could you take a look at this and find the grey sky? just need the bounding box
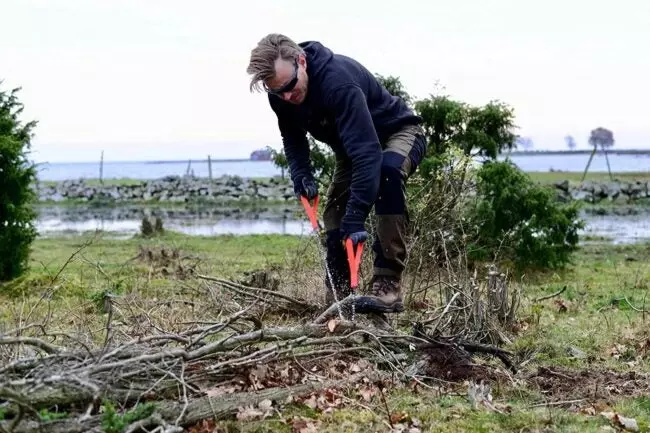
[2,0,649,163]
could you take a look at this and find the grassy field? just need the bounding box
[528,171,650,184]
[2,231,650,432]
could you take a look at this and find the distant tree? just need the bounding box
[516,136,534,151]
[0,83,39,282]
[565,135,576,150]
[588,127,615,150]
[375,74,413,107]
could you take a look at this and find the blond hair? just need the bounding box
[246,33,304,92]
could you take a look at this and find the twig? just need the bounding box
[526,398,585,409]
[425,292,460,331]
[0,336,61,354]
[195,274,315,310]
[313,295,358,324]
[534,285,567,302]
[376,380,393,428]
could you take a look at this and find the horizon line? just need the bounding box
[32,147,650,165]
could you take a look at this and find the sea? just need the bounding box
[35,152,650,181]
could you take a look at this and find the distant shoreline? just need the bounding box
[34,148,650,165]
[506,149,650,156]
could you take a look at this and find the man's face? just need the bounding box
[264,55,308,104]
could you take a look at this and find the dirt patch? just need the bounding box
[527,366,650,402]
[421,346,512,383]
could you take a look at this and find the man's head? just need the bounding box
[247,33,309,105]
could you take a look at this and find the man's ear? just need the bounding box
[298,54,307,68]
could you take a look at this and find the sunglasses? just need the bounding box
[264,59,299,96]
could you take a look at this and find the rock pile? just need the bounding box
[35,175,295,203]
[553,180,650,203]
[34,176,650,206]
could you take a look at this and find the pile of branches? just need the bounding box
[0,273,518,433]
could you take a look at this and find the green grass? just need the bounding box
[2,232,650,432]
[17,230,303,292]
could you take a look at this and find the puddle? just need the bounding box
[35,204,311,237]
[578,211,650,244]
[34,204,650,244]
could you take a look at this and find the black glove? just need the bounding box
[294,176,318,200]
[340,225,368,246]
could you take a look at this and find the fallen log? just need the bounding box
[9,374,364,433]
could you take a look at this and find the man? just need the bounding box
[246,33,427,318]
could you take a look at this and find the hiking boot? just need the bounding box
[366,276,404,313]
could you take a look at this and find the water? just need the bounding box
[37,160,282,181]
[580,209,650,244]
[35,152,650,181]
[35,204,311,237]
[505,152,650,173]
[35,204,650,244]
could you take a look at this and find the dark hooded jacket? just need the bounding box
[268,40,421,233]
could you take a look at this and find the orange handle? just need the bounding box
[300,195,319,231]
[345,238,364,289]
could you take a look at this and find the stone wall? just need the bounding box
[35,175,294,203]
[34,175,650,205]
[553,180,650,203]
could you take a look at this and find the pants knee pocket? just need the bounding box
[376,164,406,215]
[407,134,427,176]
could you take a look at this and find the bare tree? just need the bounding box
[582,127,615,181]
[564,135,576,150]
[516,136,534,151]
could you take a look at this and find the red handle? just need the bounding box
[345,238,364,289]
[300,195,319,231]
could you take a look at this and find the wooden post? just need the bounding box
[186,159,192,176]
[99,150,104,185]
[207,155,212,180]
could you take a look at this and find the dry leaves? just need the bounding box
[600,411,639,432]
[554,299,569,313]
[298,388,345,413]
[236,399,275,421]
[386,412,423,433]
[289,416,322,433]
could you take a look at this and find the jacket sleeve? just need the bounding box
[269,95,313,187]
[326,84,382,232]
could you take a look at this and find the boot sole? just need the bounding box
[350,295,404,314]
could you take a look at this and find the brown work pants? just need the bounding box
[322,123,427,291]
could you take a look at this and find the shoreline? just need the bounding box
[32,173,650,207]
[32,148,650,166]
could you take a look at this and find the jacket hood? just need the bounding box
[299,41,333,78]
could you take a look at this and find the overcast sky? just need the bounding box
[2,0,649,163]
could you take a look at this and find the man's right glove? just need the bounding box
[294,176,318,200]
[345,230,368,245]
